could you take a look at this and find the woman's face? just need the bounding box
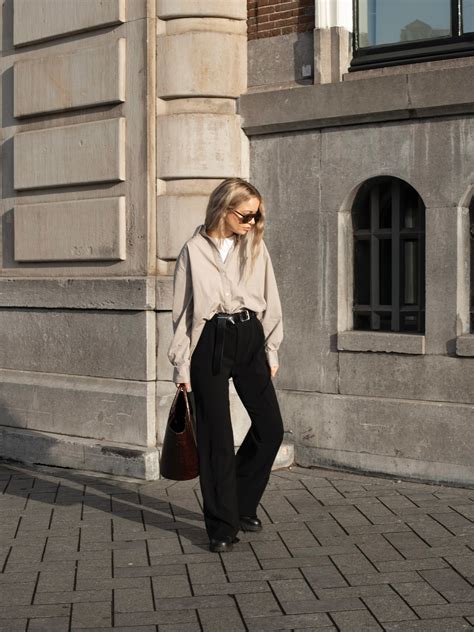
[224,196,260,237]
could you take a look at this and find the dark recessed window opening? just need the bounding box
[351,0,474,70]
[352,177,426,333]
[470,199,474,331]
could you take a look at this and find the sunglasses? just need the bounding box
[232,209,262,224]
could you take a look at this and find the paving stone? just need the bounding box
[193,580,271,595]
[420,568,474,602]
[0,620,26,632]
[270,578,316,602]
[444,554,474,578]
[152,573,192,598]
[346,571,421,585]
[34,590,111,605]
[153,594,233,610]
[316,585,394,599]
[281,596,365,614]
[236,592,282,618]
[0,582,36,606]
[391,580,447,606]
[114,610,198,626]
[414,602,474,618]
[0,605,70,620]
[114,563,186,578]
[28,617,70,632]
[375,558,449,572]
[383,619,473,631]
[330,552,377,575]
[331,609,383,630]
[71,628,157,632]
[198,604,246,631]
[245,613,333,630]
[114,586,154,612]
[227,568,302,582]
[71,602,111,629]
[364,594,418,622]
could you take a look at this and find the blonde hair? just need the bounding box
[205,178,265,279]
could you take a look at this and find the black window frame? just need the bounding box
[351,0,474,71]
[352,177,426,334]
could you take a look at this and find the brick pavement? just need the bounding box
[1,461,474,631]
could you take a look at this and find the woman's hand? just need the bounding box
[270,365,279,378]
[177,382,192,392]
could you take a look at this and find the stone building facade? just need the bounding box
[1,0,473,485]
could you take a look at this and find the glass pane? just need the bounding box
[401,313,419,332]
[403,240,418,305]
[401,184,420,229]
[358,0,451,47]
[379,238,392,305]
[379,186,391,229]
[353,185,371,230]
[354,312,371,330]
[464,0,474,32]
[377,311,392,331]
[354,240,371,305]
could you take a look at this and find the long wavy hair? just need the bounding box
[204,178,265,279]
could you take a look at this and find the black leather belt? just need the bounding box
[212,309,255,375]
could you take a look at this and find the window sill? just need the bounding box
[338,331,425,355]
[456,335,474,357]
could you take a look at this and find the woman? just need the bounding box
[168,177,284,553]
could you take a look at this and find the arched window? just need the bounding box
[352,177,425,333]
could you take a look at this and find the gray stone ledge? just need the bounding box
[296,445,474,488]
[0,277,157,310]
[337,331,425,355]
[0,426,160,480]
[456,335,474,357]
[0,426,292,481]
[239,66,474,136]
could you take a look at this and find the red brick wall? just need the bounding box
[248,0,315,40]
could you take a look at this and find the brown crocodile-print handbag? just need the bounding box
[160,386,199,480]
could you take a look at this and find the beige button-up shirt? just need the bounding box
[168,224,283,384]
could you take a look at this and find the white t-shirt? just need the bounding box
[217,236,235,262]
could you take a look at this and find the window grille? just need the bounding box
[353,177,426,333]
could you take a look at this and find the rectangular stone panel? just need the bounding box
[14,39,126,117]
[339,353,474,405]
[0,278,155,310]
[13,0,125,46]
[14,117,126,190]
[0,309,155,381]
[0,369,154,446]
[14,197,126,262]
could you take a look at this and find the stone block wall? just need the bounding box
[0,0,159,478]
[240,59,474,486]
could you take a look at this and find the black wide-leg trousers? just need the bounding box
[190,313,284,541]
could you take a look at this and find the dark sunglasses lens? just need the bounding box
[243,211,261,223]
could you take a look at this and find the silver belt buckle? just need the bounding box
[240,309,250,322]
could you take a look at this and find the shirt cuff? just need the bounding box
[173,364,190,385]
[265,348,279,368]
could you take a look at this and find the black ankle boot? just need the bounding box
[239,516,262,532]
